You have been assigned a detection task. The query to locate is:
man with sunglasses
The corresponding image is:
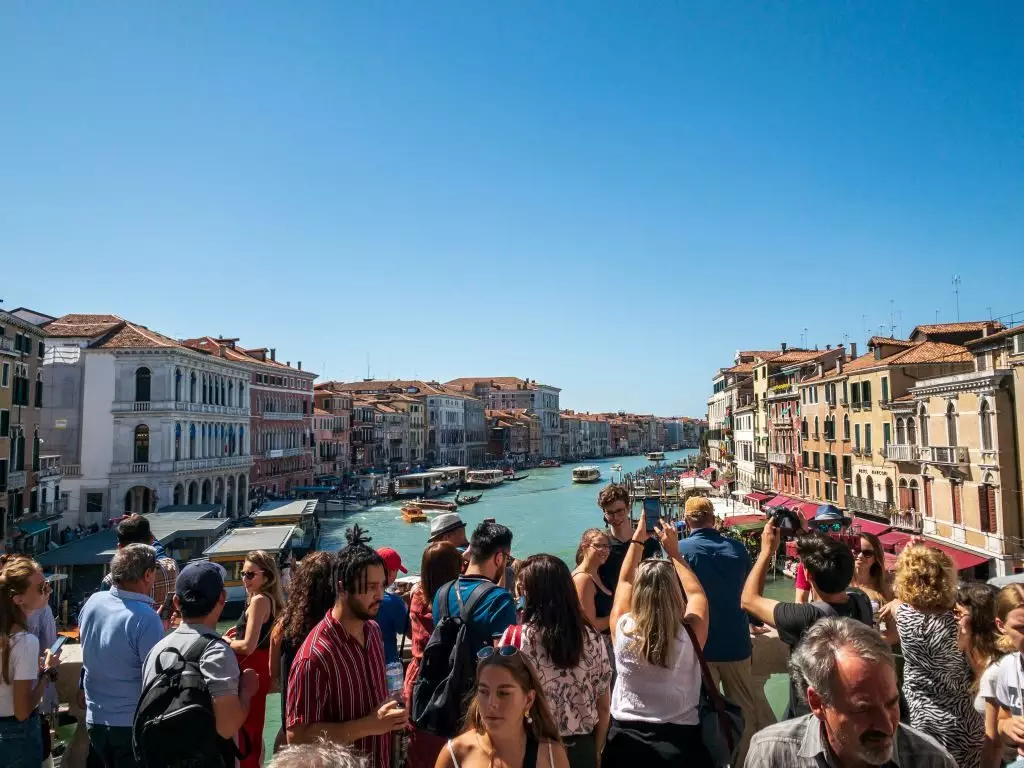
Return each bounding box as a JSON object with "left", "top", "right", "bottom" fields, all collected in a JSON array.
[{"left": 596, "top": 484, "right": 660, "bottom": 599}]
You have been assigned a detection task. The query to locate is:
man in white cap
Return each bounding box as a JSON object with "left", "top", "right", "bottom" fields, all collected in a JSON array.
[{"left": 427, "top": 513, "right": 468, "bottom": 550}]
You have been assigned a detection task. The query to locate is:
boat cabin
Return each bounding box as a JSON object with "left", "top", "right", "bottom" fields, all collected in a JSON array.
[
  {"left": 430, "top": 466, "right": 469, "bottom": 492},
  {"left": 252, "top": 500, "right": 319, "bottom": 556},
  {"left": 203, "top": 524, "right": 297, "bottom": 617},
  {"left": 465, "top": 469, "right": 506, "bottom": 489},
  {"left": 395, "top": 472, "right": 445, "bottom": 498},
  {"left": 572, "top": 466, "right": 602, "bottom": 484}
]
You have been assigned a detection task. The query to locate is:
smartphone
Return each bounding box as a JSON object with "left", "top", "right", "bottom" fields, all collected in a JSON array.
[
  {"left": 643, "top": 497, "right": 661, "bottom": 533},
  {"left": 49, "top": 636, "right": 68, "bottom": 656}
]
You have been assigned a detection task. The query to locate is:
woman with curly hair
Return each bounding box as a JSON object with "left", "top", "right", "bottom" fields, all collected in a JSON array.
[
  {"left": 269, "top": 551, "right": 339, "bottom": 751},
  {"left": 880, "top": 544, "right": 982, "bottom": 768}
]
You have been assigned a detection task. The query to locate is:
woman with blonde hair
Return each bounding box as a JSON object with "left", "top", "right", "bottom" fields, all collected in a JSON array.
[
  {"left": 602, "top": 514, "right": 710, "bottom": 768},
  {"left": 571, "top": 528, "right": 614, "bottom": 633},
  {"left": 226, "top": 549, "right": 285, "bottom": 768},
  {"left": 0, "top": 555, "right": 61, "bottom": 766},
  {"left": 880, "top": 544, "right": 982, "bottom": 768},
  {"left": 435, "top": 649, "right": 568, "bottom": 768},
  {"left": 993, "top": 584, "right": 1024, "bottom": 767}
]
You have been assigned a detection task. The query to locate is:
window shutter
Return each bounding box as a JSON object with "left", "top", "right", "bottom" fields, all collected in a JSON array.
[
  {"left": 899, "top": 486, "right": 910, "bottom": 510},
  {"left": 987, "top": 485, "right": 998, "bottom": 534},
  {"left": 924, "top": 478, "right": 933, "bottom": 517},
  {"left": 952, "top": 482, "right": 962, "bottom": 524},
  {"left": 0, "top": 410, "right": 7, "bottom": 437},
  {"left": 979, "top": 487, "right": 990, "bottom": 533}
]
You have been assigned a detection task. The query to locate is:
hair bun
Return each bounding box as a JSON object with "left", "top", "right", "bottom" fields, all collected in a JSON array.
[{"left": 345, "top": 525, "right": 372, "bottom": 548}]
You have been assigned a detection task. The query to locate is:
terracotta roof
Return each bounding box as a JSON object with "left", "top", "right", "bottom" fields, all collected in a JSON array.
[
  {"left": 891, "top": 393, "right": 916, "bottom": 402},
  {"left": 738, "top": 350, "right": 783, "bottom": 360},
  {"left": 769, "top": 350, "right": 830, "bottom": 365},
  {"left": 965, "top": 325, "right": 1024, "bottom": 347},
  {"left": 868, "top": 336, "right": 915, "bottom": 348},
  {"left": 911, "top": 321, "right": 1004, "bottom": 336},
  {"left": 726, "top": 362, "right": 755, "bottom": 374},
  {"left": 313, "top": 408, "right": 330, "bottom": 416},
  {"left": 320, "top": 379, "right": 451, "bottom": 397},
  {"left": 445, "top": 376, "right": 558, "bottom": 392},
  {"left": 92, "top": 323, "right": 181, "bottom": 350},
  {"left": 42, "top": 313, "right": 125, "bottom": 338},
  {"left": 181, "top": 337, "right": 314, "bottom": 374}
]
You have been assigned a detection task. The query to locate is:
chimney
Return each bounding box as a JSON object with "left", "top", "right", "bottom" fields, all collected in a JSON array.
[
  {"left": 270, "top": 348, "right": 276, "bottom": 361},
  {"left": 826, "top": 344, "right": 831, "bottom": 350},
  {"left": 298, "top": 361, "right": 302, "bottom": 370},
  {"left": 850, "top": 343, "right": 857, "bottom": 359},
  {"left": 781, "top": 342, "right": 788, "bottom": 353},
  {"left": 836, "top": 358, "right": 844, "bottom": 374},
  {"left": 286, "top": 361, "right": 290, "bottom": 368}
]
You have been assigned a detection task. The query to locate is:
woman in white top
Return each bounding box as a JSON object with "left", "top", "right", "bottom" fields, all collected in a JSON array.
[
  {"left": 435, "top": 648, "right": 569, "bottom": 768},
  {"left": 0, "top": 555, "right": 62, "bottom": 767},
  {"left": 602, "top": 514, "right": 710, "bottom": 768}
]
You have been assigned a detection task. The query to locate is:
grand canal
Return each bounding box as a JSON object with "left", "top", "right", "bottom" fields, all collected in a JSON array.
[{"left": 319, "top": 450, "right": 699, "bottom": 569}]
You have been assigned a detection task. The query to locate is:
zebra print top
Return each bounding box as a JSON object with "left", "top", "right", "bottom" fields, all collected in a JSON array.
[{"left": 896, "top": 603, "right": 983, "bottom": 768}]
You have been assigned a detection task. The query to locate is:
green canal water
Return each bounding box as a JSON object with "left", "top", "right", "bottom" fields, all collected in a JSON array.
[{"left": 244, "top": 449, "right": 794, "bottom": 762}]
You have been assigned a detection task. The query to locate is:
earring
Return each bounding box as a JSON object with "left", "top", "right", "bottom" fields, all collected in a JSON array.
[{"left": 524, "top": 711, "right": 533, "bottom": 724}]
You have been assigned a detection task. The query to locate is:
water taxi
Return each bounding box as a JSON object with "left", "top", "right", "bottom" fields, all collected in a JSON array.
[
  {"left": 539, "top": 459, "right": 561, "bottom": 468},
  {"left": 401, "top": 506, "right": 429, "bottom": 523},
  {"left": 252, "top": 499, "right": 319, "bottom": 556},
  {"left": 572, "top": 466, "right": 602, "bottom": 484},
  {"left": 646, "top": 451, "right": 666, "bottom": 462},
  {"left": 394, "top": 471, "right": 445, "bottom": 498},
  {"left": 464, "top": 469, "right": 506, "bottom": 490},
  {"left": 431, "top": 466, "right": 469, "bottom": 492},
  {"left": 204, "top": 524, "right": 297, "bottom": 617},
  {"left": 405, "top": 498, "right": 458, "bottom": 512}
]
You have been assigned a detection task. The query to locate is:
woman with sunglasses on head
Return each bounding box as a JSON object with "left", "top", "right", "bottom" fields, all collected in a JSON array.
[
  {"left": 0, "top": 555, "right": 62, "bottom": 767},
  {"left": 269, "top": 551, "right": 338, "bottom": 753},
  {"left": 435, "top": 648, "right": 569, "bottom": 768},
  {"left": 501, "top": 554, "right": 612, "bottom": 768},
  {"left": 226, "top": 549, "right": 285, "bottom": 768},
  {"left": 602, "top": 514, "right": 711, "bottom": 768},
  {"left": 849, "top": 532, "right": 892, "bottom": 619},
  {"left": 571, "top": 528, "right": 614, "bottom": 634}
]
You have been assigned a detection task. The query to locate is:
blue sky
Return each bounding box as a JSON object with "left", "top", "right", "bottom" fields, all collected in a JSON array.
[{"left": 3, "top": 2, "right": 1022, "bottom": 416}]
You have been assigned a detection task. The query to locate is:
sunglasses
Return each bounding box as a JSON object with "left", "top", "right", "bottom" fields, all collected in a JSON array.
[
  {"left": 816, "top": 523, "right": 843, "bottom": 533},
  {"left": 241, "top": 570, "right": 262, "bottom": 581},
  {"left": 38, "top": 581, "right": 52, "bottom": 595},
  {"left": 477, "top": 646, "right": 519, "bottom": 661}
]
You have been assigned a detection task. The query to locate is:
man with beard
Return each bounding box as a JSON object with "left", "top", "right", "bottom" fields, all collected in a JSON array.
[
  {"left": 286, "top": 526, "right": 408, "bottom": 768},
  {"left": 745, "top": 618, "right": 955, "bottom": 768}
]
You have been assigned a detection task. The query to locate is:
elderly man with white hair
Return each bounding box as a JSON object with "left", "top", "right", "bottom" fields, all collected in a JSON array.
[
  {"left": 269, "top": 738, "right": 367, "bottom": 768},
  {"left": 744, "top": 617, "right": 956, "bottom": 768}
]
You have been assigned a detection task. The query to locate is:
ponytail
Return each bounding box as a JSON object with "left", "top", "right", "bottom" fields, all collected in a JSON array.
[{"left": 0, "top": 555, "right": 39, "bottom": 684}]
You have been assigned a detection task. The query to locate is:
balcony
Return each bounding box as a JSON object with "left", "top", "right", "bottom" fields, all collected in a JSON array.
[
  {"left": 925, "top": 446, "right": 969, "bottom": 466},
  {"left": 265, "top": 447, "right": 306, "bottom": 459},
  {"left": 0, "top": 337, "right": 13, "bottom": 353},
  {"left": 768, "top": 452, "right": 794, "bottom": 467},
  {"left": 37, "top": 456, "right": 62, "bottom": 479},
  {"left": 839, "top": 398, "right": 848, "bottom": 406},
  {"left": 767, "top": 384, "right": 796, "bottom": 400},
  {"left": 7, "top": 471, "right": 27, "bottom": 490},
  {"left": 847, "top": 496, "right": 893, "bottom": 518},
  {"left": 891, "top": 509, "right": 924, "bottom": 533},
  {"left": 173, "top": 456, "right": 253, "bottom": 472},
  {"left": 112, "top": 401, "right": 250, "bottom": 417},
  {"left": 61, "top": 464, "right": 81, "bottom": 478},
  {"left": 260, "top": 411, "right": 304, "bottom": 421},
  {"left": 885, "top": 444, "right": 921, "bottom": 462}
]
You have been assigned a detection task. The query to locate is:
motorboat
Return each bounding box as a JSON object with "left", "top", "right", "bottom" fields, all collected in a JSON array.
[
  {"left": 401, "top": 506, "right": 428, "bottom": 523},
  {"left": 405, "top": 499, "right": 458, "bottom": 512},
  {"left": 539, "top": 459, "right": 561, "bottom": 468},
  {"left": 646, "top": 451, "right": 666, "bottom": 462},
  {"left": 572, "top": 466, "right": 602, "bottom": 484},
  {"left": 464, "top": 469, "right": 506, "bottom": 490}
]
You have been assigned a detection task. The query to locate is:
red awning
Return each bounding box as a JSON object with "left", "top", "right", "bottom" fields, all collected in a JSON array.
[
  {"left": 879, "top": 531, "right": 912, "bottom": 553},
  {"left": 852, "top": 517, "right": 891, "bottom": 537},
  {"left": 921, "top": 541, "right": 992, "bottom": 572},
  {"left": 794, "top": 501, "right": 819, "bottom": 518},
  {"left": 745, "top": 492, "right": 772, "bottom": 504},
  {"left": 765, "top": 494, "right": 791, "bottom": 508},
  {"left": 711, "top": 479, "right": 727, "bottom": 488},
  {"left": 680, "top": 471, "right": 697, "bottom": 479},
  {"left": 722, "top": 514, "right": 765, "bottom": 527}
]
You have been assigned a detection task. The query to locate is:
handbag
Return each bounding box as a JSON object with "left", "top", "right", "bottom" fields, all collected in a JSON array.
[{"left": 681, "top": 622, "right": 745, "bottom": 768}]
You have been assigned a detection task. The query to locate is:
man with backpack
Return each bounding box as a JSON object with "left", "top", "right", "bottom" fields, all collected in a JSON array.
[
  {"left": 411, "top": 521, "right": 517, "bottom": 738},
  {"left": 741, "top": 520, "right": 873, "bottom": 719},
  {"left": 137, "top": 561, "right": 259, "bottom": 768}
]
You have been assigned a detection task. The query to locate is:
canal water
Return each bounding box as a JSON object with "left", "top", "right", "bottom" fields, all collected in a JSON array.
[{"left": 249, "top": 448, "right": 794, "bottom": 759}]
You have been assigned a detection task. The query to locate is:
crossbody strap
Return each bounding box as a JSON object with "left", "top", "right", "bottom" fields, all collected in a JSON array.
[{"left": 681, "top": 622, "right": 735, "bottom": 754}]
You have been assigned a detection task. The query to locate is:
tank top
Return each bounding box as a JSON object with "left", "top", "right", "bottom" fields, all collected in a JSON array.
[
  {"left": 235, "top": 603, "right": 274, "bottom": 650},
  {"left": 574, "top": 571, "right": 614, "bottom": 621},
  {"left": 446, "top": 734, "right": 552, "bottom": 768}
]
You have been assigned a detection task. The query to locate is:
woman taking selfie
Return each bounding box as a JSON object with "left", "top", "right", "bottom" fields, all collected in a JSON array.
[
  {"left": 501, "top": 554, "right": 612, "bottom": 768},
  {"left": 226, "top": 549, "right": 285, "bottom": 768},
  {"left": 603, "top": 515, "right": 710, "bottom": 768},
  {"left": 572, "top": 529, "right": 614, "bottom": 634},
  {"left": 0, "top": 555, "right": 61, "bottom": 767},
  {"left": 435, "top": 649, "right": 569, "bottom": 768}
]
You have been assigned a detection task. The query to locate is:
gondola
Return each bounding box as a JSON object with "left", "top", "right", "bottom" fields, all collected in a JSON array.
[
  {"left": 505, "top": 474, "right": 529, "bottom": 481},
  {"left": 456, "top": 493, "right": 482, "bottom": 506}
]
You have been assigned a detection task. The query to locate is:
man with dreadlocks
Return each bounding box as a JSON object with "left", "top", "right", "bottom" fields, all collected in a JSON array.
[{"left": 286, "top": 525, "right": 408, "bottom": 768}]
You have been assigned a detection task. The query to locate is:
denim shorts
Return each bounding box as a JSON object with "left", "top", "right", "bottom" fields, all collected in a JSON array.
[{"left": 0, "top": 712, "right": 43, "bottom": 768}]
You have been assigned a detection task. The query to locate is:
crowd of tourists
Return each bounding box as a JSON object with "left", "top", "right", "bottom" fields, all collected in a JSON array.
[{"left": 5, "top": 486, "right": 1024, "bottom": 768}]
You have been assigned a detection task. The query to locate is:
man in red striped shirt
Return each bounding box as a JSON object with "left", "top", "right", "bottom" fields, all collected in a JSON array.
[{"left": 286, "top": 526, "right": 408, "bottom": 768}]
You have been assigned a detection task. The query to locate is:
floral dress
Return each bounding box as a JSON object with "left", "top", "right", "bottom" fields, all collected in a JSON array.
[{"left": 499, "top": 623, "right": 612, "bottom": 737}]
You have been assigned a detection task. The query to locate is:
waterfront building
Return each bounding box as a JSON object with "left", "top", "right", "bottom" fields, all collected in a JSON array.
[
  {"left": 798, "top": 350, "right": 855, "bottom": 509},
  {"left": 182, "top": 337, "right": 316, "bottom": 504},
  {"left": 312, "top": 408, "right": 347, "bottom": 480},
  {"left": 313, "top": 386, "right": 352, "bottom": 477},
  {"left": 706, "top": 355, "right": 758, "bottom": 488},
  {"left": 38, "top": 314, "right": 254, "bottom": 525},
  {"left": 486, "top": 409, "right": 531, "bottom": 464},
  {"left": 350, "top": 400, "right": 378, "bottom": 470},
  {"left": 609, "top": 419, "right": 628, "bottom": 455},
  {"left": 560, "top": 411, "right": 582, "bottom": 461},
  {"left": 1, "top": 308, "right": 59, "bottom": 555},
  {"left": 445, "top": 377, "right": 562, "bottom": 459},
  {"left": 733, "top": 401, "right": 756, "bottom": 493},
  {"left": 374, "top": 400, "right": 410, "bottom": 469},
  {"left": 664, "top": 419, "right": 682, "bottom": 450},
  {"left": 383, "top": 394, "right": 426, "bottom": 465},
  {"left": 460, "top": 394, "right": 487, "bottom": 467}
]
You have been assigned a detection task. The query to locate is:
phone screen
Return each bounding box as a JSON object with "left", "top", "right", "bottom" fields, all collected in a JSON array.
[
  {"left": 643, "top": 498, "right": 661, "bottom": 532},
  {"left": 50, "top": 636, "right": 68, "bottom": 655}
]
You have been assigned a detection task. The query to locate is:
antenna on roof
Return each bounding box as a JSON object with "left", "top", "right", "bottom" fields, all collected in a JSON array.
[
  {"left": 952, "top": 274, "right": 962, "bottom": 322},
  {"left": 889, "top": 299, "right": 896, "bottom": 337}
]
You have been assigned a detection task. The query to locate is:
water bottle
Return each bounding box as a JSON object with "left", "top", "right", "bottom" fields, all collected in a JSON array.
[{"left": 386, "top": 661, "right": 405, "bottom": 705}]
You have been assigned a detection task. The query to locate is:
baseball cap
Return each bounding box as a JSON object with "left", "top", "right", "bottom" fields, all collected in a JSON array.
[
  {"left": 377, "top": 547, "right": 407, "bottom": 574},
  {"left": 428, "top": 512, "right": 466, "bottom": 542},
  {"left": 175, "top": 561, "right": 226, "bottom": 617}
]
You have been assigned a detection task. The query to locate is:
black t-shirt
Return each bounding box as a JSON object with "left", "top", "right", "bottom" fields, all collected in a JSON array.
[
  {"left": 774, "top": 589, "right": 873, "bottom": 718},
  {"left": 597, "top": 535, "right": 661, "bottom": 600}
]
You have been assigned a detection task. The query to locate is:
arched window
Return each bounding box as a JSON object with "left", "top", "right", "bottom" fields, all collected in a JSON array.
[
  {"left": 980, "top": 400, "right": 993, "bottom": 451},
  {"left": 134, "top": 425, "right": 150, "bottom": 464},
  {"left": 919, "top": 406, "right": 929, "bottom": 447},
  {"left": 239, "top": 426, "right": 245, "bottom": 455},
  {"left": 239, "top": 383, "right": 245, "bottom": 407},
  {"left": 843, "top": 414, "right": 850, "bottom": 440},
  {"left": 189, "top": 424, "right": 196, "bottom": 458},
  {"left": 885, "top": 478, "right": 894, "bottom": 505},
  {"left": 190, "top": 372, "right": 197, "bottom": 403},
  {"left": 946, "top": 402, "right": 958, "bottom": 446},
  {"left": 174, "top": 423, "right": 181, "bottom": 461},
  {"left": 866, "top": 479, "right": 875, "bottom": 501},
  {"left": 813, "top": 416, "right": 819, "bottom": 437},
  {"left": 228, "top": 381, "right": 233, "bottom": 407},
  {"left": 907, "top": 417, "right": 917, "bottom": 445},
  {"left": 855, "top": 475, "right": 863, "bottom": 498},
  {"left": 174, "top": 369, "right": 182, "bottom": 401},
  {"left": 202, "top": 374, "right": 208, "bottom": 404},
  {"left": 135, "top": 367, "right": 151, "bottom": 403},
  {"left": 896, "top": 418, "right": 906, "bottom": 444}
]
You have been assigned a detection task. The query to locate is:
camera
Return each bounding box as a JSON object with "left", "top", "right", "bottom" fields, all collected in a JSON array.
[{"left": 769, "top": 506, "right": 802, "bottom": 539}]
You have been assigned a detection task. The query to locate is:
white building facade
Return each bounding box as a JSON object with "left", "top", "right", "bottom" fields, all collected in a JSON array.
[{"left": 733, "top": 404, "right": 756, "bottom": 493}]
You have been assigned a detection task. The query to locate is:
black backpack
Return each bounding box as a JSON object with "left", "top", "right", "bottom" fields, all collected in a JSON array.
[
  {"left": 411, "top": 579, "right": 498, "bottom": 738},
  {"left": 133, "top": 635, "right": 246, "bottom": 768}
]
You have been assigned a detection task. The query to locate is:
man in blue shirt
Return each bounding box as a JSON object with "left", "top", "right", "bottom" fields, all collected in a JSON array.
[
  {"left": 376, "top": 546, "right": 410, "bottom": 664},
  {"left": 432, "top": 521, "right": 517, "bottom": 642},
  {"left": 79, "top": 543, "right": 165, "bottom": 768},
  {"left": 678, "top": 496, "right": 775, "bottom": 767}
]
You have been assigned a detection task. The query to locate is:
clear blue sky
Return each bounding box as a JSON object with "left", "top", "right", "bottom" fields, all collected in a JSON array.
[{"left": 3, "top": 2, "right": 1022, "bottom": 417}]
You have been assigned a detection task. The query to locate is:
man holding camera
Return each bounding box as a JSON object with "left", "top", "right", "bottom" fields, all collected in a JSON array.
[{"left": 741, "top": 516, "right": 873, "bottom": 719}]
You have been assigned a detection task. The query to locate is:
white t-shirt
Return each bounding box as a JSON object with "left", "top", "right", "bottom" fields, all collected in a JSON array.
[
  {"left": 0, "top": 632, "right": 40, "bottom": 717},
  {"left": 610, "top": 613, "right": 701, "bottom": 726},
  {"left": 976, "top": 661, "right": 1001, "bottom": 715}
]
